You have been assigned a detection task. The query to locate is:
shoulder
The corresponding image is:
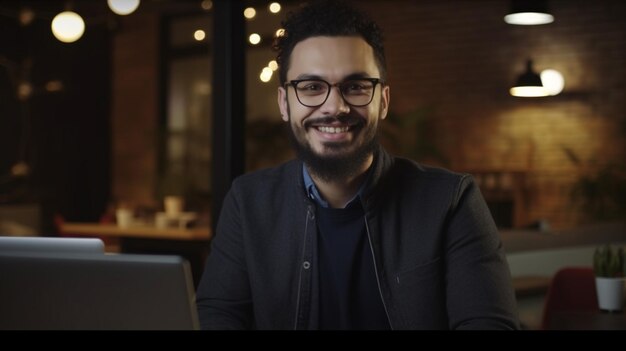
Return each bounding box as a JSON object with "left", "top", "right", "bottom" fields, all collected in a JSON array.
[
  {"left": 231, "top": 159, "right": 301, "bottom": 195},
  {"left": 385, "top": 156, "right": 476, "bottom": 204},
  {"left": 391, "top": 156, "right": 470, "bottom": 185}
]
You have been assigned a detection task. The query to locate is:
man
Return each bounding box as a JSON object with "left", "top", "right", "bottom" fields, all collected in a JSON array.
[{"left": 196, "top": 0, "right": 519, "bottom": 330}]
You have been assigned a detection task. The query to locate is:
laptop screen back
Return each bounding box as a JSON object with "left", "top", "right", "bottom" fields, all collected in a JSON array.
[
  {"left": 0, "top": 236, "right": 104, "bottom": 254},
  {"left": 0, "top": 252, "right": 200, "bottom": 330}
]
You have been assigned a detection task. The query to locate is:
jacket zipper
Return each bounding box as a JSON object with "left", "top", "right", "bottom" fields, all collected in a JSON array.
[
  {"left": 293, "top": 205, "right": 313, "bottom": 330},
  {"left": 364, "top": 216, "right": 394, "bottom": 330}
]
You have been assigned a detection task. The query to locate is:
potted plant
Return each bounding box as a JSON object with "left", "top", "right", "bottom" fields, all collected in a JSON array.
[{"left": 593, "top": 245, "right": 626, "bottom": 311}]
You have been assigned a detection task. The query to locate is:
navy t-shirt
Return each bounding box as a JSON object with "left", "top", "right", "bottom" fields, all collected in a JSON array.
[{"left": 316, "top": 201, "right": 390, "bottom": 330}]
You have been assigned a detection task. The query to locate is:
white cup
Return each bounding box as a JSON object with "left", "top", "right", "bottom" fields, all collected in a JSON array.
[
  {"left": 164, "top": 196, "right": 184, "bottom": 217},
  {"left": 116, "top": 208, "right": 133, "bottom": 228},
  {"left": 155, "top": 212, "right": 168, "bottom": 229}
]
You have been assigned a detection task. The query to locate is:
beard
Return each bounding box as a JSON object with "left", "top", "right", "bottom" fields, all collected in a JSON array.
[{"left": 286, "top": 107, "right": 380, "bottom": 183}]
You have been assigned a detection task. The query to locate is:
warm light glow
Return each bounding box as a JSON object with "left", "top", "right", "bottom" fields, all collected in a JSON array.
[
  {"left": 504, "top": 12, "right": 554, "bottom": 25},
  {"left": 244, "top": 7, "right": 256, "bottom": 19},
  {"left": 268, "top": 60, "right": 278, "bottom": 71},
  {"left": 201, "top": 0, "right": 213, "bottom": 11},
  {"left": 275, "top": 28, "right": 285, "bottom": 37},
  {"left": 269, "top": 2, "right": 281, "bottom": 14},
  {"left": 17, "top": 82, "right": 32, "bottom": 101},
  {"left": 194, "top": 30, "right": 206, "bottom": 41},
  {"left": 510, "top": 86, "right": 550, "bottom": 97},
  {"left": 249, "top": 33, "right": 261, "bottom": 45},
  {"left": 19, "top": 8, "right": 35, "bottom": 26},
  {"left": 194, "top": 81, "right": 212, "bottom": 96},
  {"left": 107, "top": 0, "right": 141, "bottom": 16},
  {"left": 540, "top": 69, "right": 564, "bottom": 96},
  {"left": 260, "top": 67, "right": 273, "bottom": 82},
  {"left": 51, "top": 11, "right": 85, "bottom": 43},
  {"left": 45, "top": 80, "right": 64, "bottom": 92}
]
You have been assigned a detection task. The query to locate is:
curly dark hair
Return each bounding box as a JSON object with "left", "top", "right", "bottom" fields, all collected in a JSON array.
[{"left": 273, "top": 0, "right": 386, "bottom": 86}]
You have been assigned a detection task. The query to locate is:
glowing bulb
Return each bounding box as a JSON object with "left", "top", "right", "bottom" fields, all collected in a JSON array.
[
  {"left": 108, "top": 0, "right": 141, "bottom": 16},
  {"left": 194, "top": 30, "right": 206, "bottom": 41},
  {"left": 268, "top": 60, "right": 278, "bottom": 71},
  {"left": 244, "top": 7, "right": 256, "bottom": 19},
  {"left": 540, "top": 69, "right": 565, "bottom": 96},
  {"left": 249, "top": 33, "right": 261, "bottom": 45},
  {"left": 260, "top": 67, "right": 273, "bottom": 83},
  {"left": 269, "top": 3, "right": 281, "bottom": 14},
  {"left": 201, "top": 0, "right": 213, "bottom": 11},
  {"left": 275, "top": 28, "right": 285, "bottom": 37},
  {"left": 51, "top": 11, "right": 85, "bottom": 43}
]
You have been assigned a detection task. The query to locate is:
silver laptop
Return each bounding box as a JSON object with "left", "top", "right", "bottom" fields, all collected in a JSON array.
[
  {"left": 0, "top": 252, "right": 200, "bottom": 330},
  {"left": 0, "top": 236, "right": 104, "bottom": 254}
]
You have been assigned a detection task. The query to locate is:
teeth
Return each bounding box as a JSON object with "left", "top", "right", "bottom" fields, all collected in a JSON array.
[{"left": 317, "top": 126, "right": 349, "bottom": 134}]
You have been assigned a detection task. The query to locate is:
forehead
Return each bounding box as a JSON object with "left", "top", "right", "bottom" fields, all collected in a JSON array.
[{"left": 288, "top": 36, "right": 379, "bottom": 80}]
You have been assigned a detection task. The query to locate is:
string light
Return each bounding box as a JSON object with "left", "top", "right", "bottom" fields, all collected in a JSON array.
[
  {"left": 51, "top": 11, "right": 85, "bottom": 43},
  {"left": 194, "top": 30, "right": 206, "bottom": 41},
  {"left": 107, "top": 0, "right": 141, "bottom": 16},
  {"left": 269, "top": 3, "right": 281, "bottom": 14},
  {"left": 244, "top": 7, "right": 256, "bottom": 19},
  {"left": 249, "top": 33, "right": 261, "bottom": 45}
]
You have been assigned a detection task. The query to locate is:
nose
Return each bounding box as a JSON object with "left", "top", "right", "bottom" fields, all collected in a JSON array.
[{"left": 319, "top": 85, "right": 350, "bottom": 115}]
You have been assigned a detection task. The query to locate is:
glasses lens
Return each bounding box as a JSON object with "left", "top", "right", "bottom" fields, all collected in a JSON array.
[
  {"left": 340, "top": 80, "right": 376, "bottom": 106},
  {"left": 294, "top": 80, "right": 329, "bottom": 107}
]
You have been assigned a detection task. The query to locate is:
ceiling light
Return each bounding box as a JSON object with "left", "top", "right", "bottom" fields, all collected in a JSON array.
[
  {"left": 504, "top": 0, "right": 554, "bottom": 25},
  {"left": 510, "top": 59, "right": 549, "bottom": 97}
]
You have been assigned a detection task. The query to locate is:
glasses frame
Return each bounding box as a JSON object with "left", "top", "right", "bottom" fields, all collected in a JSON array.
[{"left": 284, "top": 78, "right": 382, "bottom": 108}]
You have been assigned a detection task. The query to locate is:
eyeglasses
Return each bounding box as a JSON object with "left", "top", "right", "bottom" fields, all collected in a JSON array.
[{"left": 285, "top": 78, "right": 382, "bottom": 108}]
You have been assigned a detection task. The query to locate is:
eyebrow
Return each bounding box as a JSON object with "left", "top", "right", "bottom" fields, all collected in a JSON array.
[{"left": 293, "top": 72, "right": 374, "bottom": 81}]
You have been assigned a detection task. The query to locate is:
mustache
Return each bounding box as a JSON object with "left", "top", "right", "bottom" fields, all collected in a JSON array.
[{"left": 303, "top": 115, "right": 364, "bottom": 128}]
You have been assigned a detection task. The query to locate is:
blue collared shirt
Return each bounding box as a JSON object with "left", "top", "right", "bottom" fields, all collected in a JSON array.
[{"left": 302, "top": 164, "right": 369, "bottom": 209}]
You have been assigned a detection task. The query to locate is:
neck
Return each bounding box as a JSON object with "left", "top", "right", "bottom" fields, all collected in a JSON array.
[{"left": 308, "top": 154, "right": 373, "bottom": 208}]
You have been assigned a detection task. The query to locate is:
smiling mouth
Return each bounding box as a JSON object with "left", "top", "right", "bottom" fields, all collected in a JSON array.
[
  {"left": 315, "top": 125, "right": 351, "bottom": 134},
  {"left": 305, "top": 116, "right": 363, "bottom": 135}
]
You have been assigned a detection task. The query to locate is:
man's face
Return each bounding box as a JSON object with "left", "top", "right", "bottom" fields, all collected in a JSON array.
[{"left": 277, "top": 36, "right": 390, "bottom": 179}]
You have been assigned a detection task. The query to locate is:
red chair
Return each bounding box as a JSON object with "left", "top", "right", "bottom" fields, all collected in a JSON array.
[{"left": 541, "top": 267, "right": 599, "bottom": 330}]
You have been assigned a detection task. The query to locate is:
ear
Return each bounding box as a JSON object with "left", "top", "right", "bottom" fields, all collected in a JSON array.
[
  {"left": 277, "top": 86, "right": 289, "bottom": 122},
  {"left": 379, "top": 85, "right": 390, "bottom": 120}
]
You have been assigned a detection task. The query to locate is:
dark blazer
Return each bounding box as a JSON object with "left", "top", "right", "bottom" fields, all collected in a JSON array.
[{"left": 196, "top": 146, "right": 520, "bottom": 330}]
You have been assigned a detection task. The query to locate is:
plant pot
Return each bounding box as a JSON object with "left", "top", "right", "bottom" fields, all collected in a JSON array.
[{"left": 595, "top": 277, "right": 626, "bottom": 312}]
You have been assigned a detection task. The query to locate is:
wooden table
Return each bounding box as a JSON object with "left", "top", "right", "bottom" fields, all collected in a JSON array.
[
  {"left": 60, "top": 222, "right": 212, "bottom": 241},
  {"left": 60, "top": 222, "right": 212, "bottom": 287}
]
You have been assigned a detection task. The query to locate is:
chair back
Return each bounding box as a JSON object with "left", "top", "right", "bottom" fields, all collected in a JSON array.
[{"left": 541, "top": 266, "right": 598, "bottom": 329}]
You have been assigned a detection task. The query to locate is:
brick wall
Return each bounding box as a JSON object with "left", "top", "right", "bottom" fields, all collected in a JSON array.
[
  {"left": 359, "top": 0, "right": 626, "bottom": 229},
  {"left": 111, "top": 13, "right": 160, "bottom": 207}
]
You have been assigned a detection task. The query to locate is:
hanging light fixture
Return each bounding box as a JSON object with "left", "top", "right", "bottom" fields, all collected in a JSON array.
[
  {"left": 107, "top": 0, "right": 141, "bottom": 16},
  {"left": 504, "top": 0, "right": 554, "bottom": 25},
  {"left": 51, "top": 11, "right": 85, "bottom": 43},
  {"left": 510, "top": 59, "right": 549, "bottom": 97}
]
